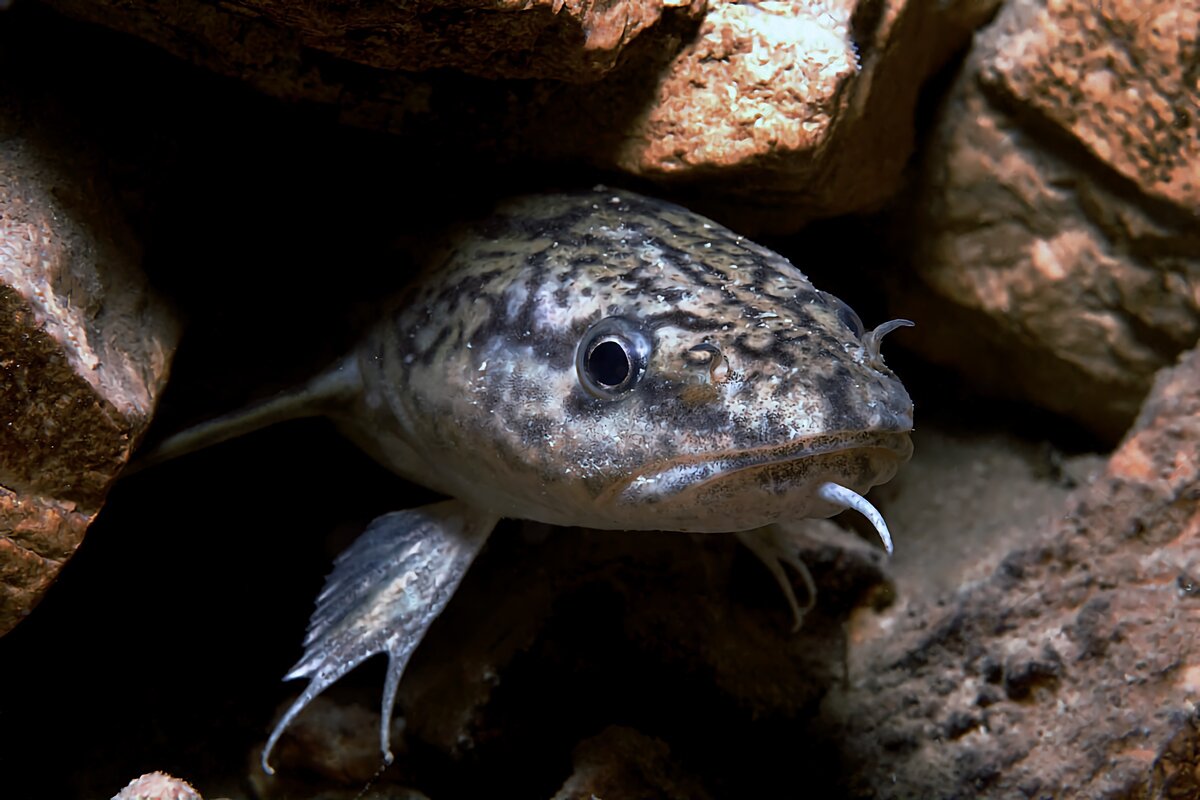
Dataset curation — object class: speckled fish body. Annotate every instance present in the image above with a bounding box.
[138,186,914,773]
[337,188,913,532]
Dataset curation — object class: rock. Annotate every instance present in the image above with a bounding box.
[982,0,1199,211]
[257,696,404,785]
[34,0,1003,232]
[43,0,704,83]
[900,0,1200,440]
[827,343,1200,797]
[112,772,202,800]
[552,726,713,800]
[0,76,180,635]
[592,0,1006,231]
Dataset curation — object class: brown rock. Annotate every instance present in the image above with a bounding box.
[982,0,1199,210]
[0,80,179,635]
[901,0,1200,440]
[112,772,202,800]
[589,0,1006,231]
[827,343,1200,797]
[43,0,704,84]
[37,0,1002,232]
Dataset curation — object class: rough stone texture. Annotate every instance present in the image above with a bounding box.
[0,81,179,635]
[984,1,1199,211]
[829,343,1200,798]
[595,0,1006,230]
[899,0,1200,440]
[35,0,1003,233]
[397,523,888,747]
[45,0,705,84]
[112,772,203,800]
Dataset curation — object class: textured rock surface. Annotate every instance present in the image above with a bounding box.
[830,343,1200,798]
[44,0,704,83]
[900,0,1200,439]
[984,0,1199,210]
[595,0,1006,230]
[36,0,1003,232]
[112,772,203,800]
[0,80,179,636]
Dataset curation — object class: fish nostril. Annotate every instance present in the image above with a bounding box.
[686,342,721,362]
[686,342,728,381]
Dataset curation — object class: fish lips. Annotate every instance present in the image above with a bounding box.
[606,431,913,530]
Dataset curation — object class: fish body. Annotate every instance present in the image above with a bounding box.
[139,187,913,771]
[339,189,911,531]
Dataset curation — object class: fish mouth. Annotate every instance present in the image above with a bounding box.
[603,431,912,537]
[612,431,912,501]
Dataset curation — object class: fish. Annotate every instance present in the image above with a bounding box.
[137,186,914,773]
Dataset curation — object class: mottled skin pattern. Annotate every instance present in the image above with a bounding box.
[140,186,914,771]
[337,187,912,532]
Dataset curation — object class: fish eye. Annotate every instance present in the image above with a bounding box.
[589,339,630,386]
[576,316,651,400]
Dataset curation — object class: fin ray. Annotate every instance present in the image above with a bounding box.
[261,500,498,773]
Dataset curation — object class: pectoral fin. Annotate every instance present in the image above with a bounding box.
[261,500,498,774]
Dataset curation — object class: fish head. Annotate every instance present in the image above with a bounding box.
[555,203,913,534]
[579,310,914,528]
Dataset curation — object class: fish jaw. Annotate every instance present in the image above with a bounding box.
[602,430,912,533]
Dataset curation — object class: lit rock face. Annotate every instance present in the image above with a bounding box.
[0,79,179,636]
[901,0,1200,440]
